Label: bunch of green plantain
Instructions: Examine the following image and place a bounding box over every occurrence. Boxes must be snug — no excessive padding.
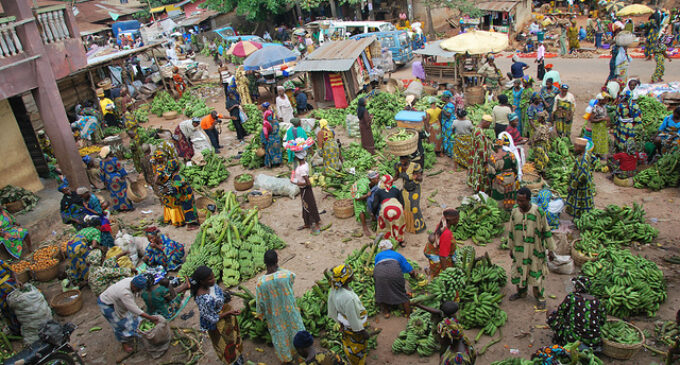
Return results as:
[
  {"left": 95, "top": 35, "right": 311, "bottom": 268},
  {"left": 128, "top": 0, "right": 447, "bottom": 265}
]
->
[
  {"left": 601, "top": 320, "right": 642, "bottom": 345},
  {"left": 634, "top": 148, "right": 680, "bottom": 191},
  {"left": 654, "top": 320, "right": 679, "bottom": 347},
  {"left": 582, "top": 248, "right": 666, "bottom": 317},
  {"left": 232, "top": 285, "right": 272, "bottom": 343},
  {"left": 544, "top": 137, "right": 577, "bottom": 196},
  {"left": 453, "top": 196, "right": 506, "bottom": 245},
  {"left": 391, "top": 309, "right": 440, "bottom": 356},
  {"left": 574, "top": 203, "right": 658, "bottom": 257}
]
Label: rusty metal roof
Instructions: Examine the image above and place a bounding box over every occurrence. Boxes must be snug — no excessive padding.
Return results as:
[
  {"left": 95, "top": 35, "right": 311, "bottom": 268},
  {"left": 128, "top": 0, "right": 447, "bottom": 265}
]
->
[
  {"left": 295, "top": 36, "right": 377, "bottom": 72},
  {"left": 476, "top": 1, "right": 520, "bottom": 12}
]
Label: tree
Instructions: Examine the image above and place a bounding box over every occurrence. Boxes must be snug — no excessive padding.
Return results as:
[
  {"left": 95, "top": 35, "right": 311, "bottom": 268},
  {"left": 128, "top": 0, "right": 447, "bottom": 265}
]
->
[
  {"left": 201, "top": 0, "right": 322, "bottom": 21},
  {"left": 421, "top": 0, "right": 483, "bottom": 35}
]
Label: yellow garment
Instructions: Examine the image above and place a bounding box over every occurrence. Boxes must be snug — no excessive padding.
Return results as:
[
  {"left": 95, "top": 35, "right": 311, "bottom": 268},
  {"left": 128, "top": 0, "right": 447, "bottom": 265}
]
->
[
  {"left": 100, "top": 98, "right": 115, "bottom": 116},
  {"left": 105, "top": 247, "right": 135, "bottom": 269},
  {"left": 164, "top": 206, "right": 185, "bottom": 226},
  {"left": 105, "top": 246, "right": 123, "bottom": 259},
  {"left": 319, "top": 119, "right": 328, "bottom": 129},
  {"left": 426, "top": 107, "right": 442, "bottom": 125}
]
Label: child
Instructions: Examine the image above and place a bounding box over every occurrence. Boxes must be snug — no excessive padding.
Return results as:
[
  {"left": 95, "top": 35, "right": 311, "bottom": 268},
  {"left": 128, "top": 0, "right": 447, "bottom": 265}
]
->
[
  {"left": 98, "top": 201, "right": 114, "bottom": 253},
  {"left": 142, "top": 277, "right": 182, "bottom": 319}
]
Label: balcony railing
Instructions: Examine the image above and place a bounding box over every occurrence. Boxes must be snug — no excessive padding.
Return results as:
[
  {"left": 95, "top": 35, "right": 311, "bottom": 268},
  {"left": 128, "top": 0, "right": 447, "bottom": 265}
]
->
[
  {"left": 0, "top": 17, "right": 24, "bottom": 58},
  {"left": 36, "top": 6, "right": 71, "bottom": 44}
]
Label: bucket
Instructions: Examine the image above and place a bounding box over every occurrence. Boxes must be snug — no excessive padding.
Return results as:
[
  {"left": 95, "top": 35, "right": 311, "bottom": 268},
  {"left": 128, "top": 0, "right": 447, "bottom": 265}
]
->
[{"left": 466, "top": 86, "right": 485, "bottom": 105}]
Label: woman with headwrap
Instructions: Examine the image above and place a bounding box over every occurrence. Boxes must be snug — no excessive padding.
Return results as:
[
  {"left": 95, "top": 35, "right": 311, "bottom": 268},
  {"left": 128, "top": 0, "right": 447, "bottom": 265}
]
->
[
  {"left": 487, "top": 133, "right": 521, "bottom": 210},
  {"left": 98, "top": 275, "right": 161, "bottom": 353},
  {"left": 567, "top": 22, "right": 579, "bottom": 53},
  {"left": 152, "top": 151, "right": 185, "bottom": 227},
  {"left": 87, "top": 248, "right": 133, "bottom": 296},
  {"left": 58, "top": 185, "right": 86, "bottom": 229},
  {"left": 539, "top": 79, "right": 559, "bottom": 121},
  {"left": 614, "top": 91, "right": 642, "bottom": 151},
  {"left": 440, "top": 91, "right": 456, "bottom": 158},
  {"left": 66, "top": 220, "right": 101, "bottom": 285},
  {"left": 553, "top": 84, "right": 576, "bottom": 138},
  {"left": 373, "top": 240, "right": 418, "bottom": 318},
  {"left": 651, "top": 39, "right": 671, "bottom": 83},
  {"left": 285, "top": 118, "right": 307, "bottom": 165},
  {"left": 316, "top": 119, "right": 343, "bottom": 175},
  {"left": 172, "top": 67, "right": 187, "bottom": 98},
  {"left": 143, "top": 227, "right": 185, "bottom": 271},
  {"left": 565, "top": 138, "right": 595, "bottom": 219},
  {"left": 328, "top": 264, "right": 370, "bottom": 365},
  {"left": 528, "top": 110, "right": 554, "bottom": 172},
  {"left": 451, "top": 109, "right": 474, "bottom": 169},
  {"left": 413, "top": 301, "right": 476, "bottom": 364},
  {"left": 122, "top": 102, "right": 138, "bottom": 135},
  {"left": 260, "top": 102, "right": 283, "bottom": 168},
  {"left": 547, "top": 276, "right": 606, "bottom": 350},
  {"left": 424, "top": 209, "right": 460, "bottom": 278},
  {"left": 518, "top": 77, "right": 535, "bottom": 137},
  {"left": 467, "top": 115, "right": 494, "bottom": 193},
  {"left": 526, "top": 95, "right": 546, "bottom": 139},
  {"left": 0, "top": 205, "right": 30, "bottom": 259},
  {"left": 351, "top": 171, "right": 381, "bottom": 237},
  {"left": 394, "top": 155, "right": 426, "bottom": 234},
  {"left": 173, "top": 118, "right": 197, "bottom": 160},
  {"left": 589, "top": 92, "right": 611, "bottom": 157},
  {"left": 372, "top": 175, "right": 406, "bottom": 245},
  {"left": 357, "top": 98, "right": 375, "bottom": 154},
  {"left": 425, "top": 97, "right": 443, "bottom": 155},
  {"left": 294, "top": 330, "right": 345, "bottom": 365},
  {"left": 655, "top": 107, "right": 680, "bottom": 155},
  {"left": 275, "top": 86, "right": 295, "bottom": 125},
  {"left": 235, "top": 66, "right": 251, "bottom": 105},
  {"left": 292, "top": 149, "right": 321, "bottom": 235},
  {"left": 99, "top": 146, "right": 133, "bottom": 212},
  {"left": 613, "top": 44, "right": 632, "bottom": 82},
  {"left": 166, "top": 158, "right": 200, "bottom": 230},
  {"left": 190, "top": 266, "right": 243, "bottom": 365},
  {"left": 72, "top": 107, "right": 101, "bottom": 142}
]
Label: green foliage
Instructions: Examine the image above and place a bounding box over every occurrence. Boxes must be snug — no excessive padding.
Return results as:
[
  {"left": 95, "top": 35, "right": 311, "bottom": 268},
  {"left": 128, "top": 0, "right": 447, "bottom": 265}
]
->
[{"left": 150, "top": 91, "right": 181, "bottom": 117}]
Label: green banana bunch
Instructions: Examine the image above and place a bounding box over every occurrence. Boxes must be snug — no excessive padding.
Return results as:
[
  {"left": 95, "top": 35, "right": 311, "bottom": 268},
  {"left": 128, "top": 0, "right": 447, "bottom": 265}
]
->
[
  {"left": 634, "top": 149, "right": 680, "bottom": 190},
  {"left": 601, "top": 320, "right": 642, "bottom": 345},
  {"left": 582, "top": 248, "right": 666, "bottom": 317},
  {"left": 453, "top": 196, "right": 505, "bottom": 245},
  {"left": 654, "top": 320, "right": 679, "bottom": 347},
  {"left": 391, "top": 309, "right": 439, "bottom": 356},
  {"left": 458, "top": 292, "right": 506, "bottom": 336}
]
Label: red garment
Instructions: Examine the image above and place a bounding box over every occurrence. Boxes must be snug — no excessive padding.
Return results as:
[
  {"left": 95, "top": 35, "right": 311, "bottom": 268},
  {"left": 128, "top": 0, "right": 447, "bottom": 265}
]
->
[
  {"left": 505, "top": 125, "right": 521, "bottom": 142},
  {"left": 613, "top": 152, "right": 638, "bottom": 171},
  {"left": 262, "top": 120, "right": 272, "bottom": 139},
  {"left": 439, "top": 228, "right": 454, "bottom": 257}
]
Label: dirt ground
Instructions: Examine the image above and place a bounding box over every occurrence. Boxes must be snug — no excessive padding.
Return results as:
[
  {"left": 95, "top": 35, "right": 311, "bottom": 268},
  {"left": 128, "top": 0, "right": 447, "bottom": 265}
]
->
[{"left": 29, "top": 49, "right": 680, "bottom": 365}]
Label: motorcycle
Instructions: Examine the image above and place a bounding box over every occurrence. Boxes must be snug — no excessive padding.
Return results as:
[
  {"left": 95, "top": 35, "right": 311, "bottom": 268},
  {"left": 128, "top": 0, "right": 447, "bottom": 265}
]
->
[{"left": 4, "top": 321, "right": 83, "bottom": 365}]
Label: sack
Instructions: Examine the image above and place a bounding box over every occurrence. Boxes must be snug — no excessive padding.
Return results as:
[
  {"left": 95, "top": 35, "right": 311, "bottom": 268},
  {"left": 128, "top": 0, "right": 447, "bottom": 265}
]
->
[
  {"left": 7, "top": 284, "right": 53, "bottom": 344},
  {"left": 346, "top": 114, "right": 360, "bottom": 138},
  {"left": 404, "top": 79, "right": 424, "bottom": 99},
  {"left": 239, "top": 107, "right": 248, "bottom": 123},
  {"left": 140, "top": 316, "right": 171, "bottom": 359},
  {"left": 547, "top": 254, "right": 575, "bottom": 275},
  {"left": 310, "top": 151, "right": 324, "bottom": 167},
  {"left": 254, "top": 174, "right": 300, "bottom": 199}
]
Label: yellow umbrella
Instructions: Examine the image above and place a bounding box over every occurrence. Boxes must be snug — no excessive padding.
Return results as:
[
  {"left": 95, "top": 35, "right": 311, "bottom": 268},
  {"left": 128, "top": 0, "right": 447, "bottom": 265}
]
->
[
  {"left": 617, "top": 4, "right": 653, "bottom": 16},
  {"left": 439, "top": 31, "right": 509, "bottom": 55}
]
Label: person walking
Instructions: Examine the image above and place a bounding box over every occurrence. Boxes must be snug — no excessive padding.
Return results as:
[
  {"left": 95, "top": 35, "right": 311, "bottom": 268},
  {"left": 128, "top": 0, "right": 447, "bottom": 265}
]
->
[
  {"left": 260, "top": 103, "right": 283, "bottom": 168},
  {"left": 328, "top": 264, "right": 370, "bottom": 365},
  {"left": 508, "top": 187, "right": 556, "bottom": 310},
  {"left": 425, "top": 97, "right": 443, "bottom": 155},
  {"left": 316, "top": 119, "right": 342, "bottom": 176},
  {"left": 275, "top": 86, "right": 295, "bottom": 125},
  {"left": 441, "top": 91, "right": 456, "bottom": 158},
  {"left": 226, "top": 91, "right": 248, "bottom": 143},
  {"left": 285, "top": 118, "right": 308, "bottom": 164},
  {"left": 256, "top": 250, "right": 305, "bottom": 364},
  {"left": 651, "top": 40, "right": 672, "bottom": 83},
  {"left": 467, "top": 115, "right": 494, "bottom": 193},
  {"left": 99, "top": 147, "right": 133, "bottom": 212},
  {"left": 201, "top": 111, "right": 225, "bottom": 153},
  {"left": 357, "top": 98, "right": 375, "bottom": 154},
  {"left": 291, "top": 150, "right": 321, "bottom": 235},
  {"left": 565, "top": 138, "right": 595, "bottom": 219},
  {"left": 394, "top": 155, "right": 425, "bottom": 234}
]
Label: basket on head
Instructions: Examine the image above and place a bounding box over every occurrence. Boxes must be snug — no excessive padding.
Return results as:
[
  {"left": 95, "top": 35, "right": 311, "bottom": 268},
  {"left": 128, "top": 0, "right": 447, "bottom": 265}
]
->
[
  {"left": 127, "top": 179, "right": 149, "bottom": 203},
  {"left": 32, "top": 261, "right": 60, "bottom": 282},
  {"left": 386, "top": 129, "right": 418, "bottom": 157},
  {"left": 602, "top": 319, "right": 644, "bottom": 360},
  {"left": 333, "top": 199, "right": 354, "bottom": 219},
  {"left": 570, "top": 243, "right": 596, "bottom": 267},
  {"left": 522, "top": 172, "right": 545, "bottom": 191},
  {"left": 248, "top": 191, "right": 272, "bottom": 209},
  {"left": 234, "top": 174, "right": 254, "bottom": 191},
  {"left": 50, "top": 289, "right": 84, "bottom": 317}
]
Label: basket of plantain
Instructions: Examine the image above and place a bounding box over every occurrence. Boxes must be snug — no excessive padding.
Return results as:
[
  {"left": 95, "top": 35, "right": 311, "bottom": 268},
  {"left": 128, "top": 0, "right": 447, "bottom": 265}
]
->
[
  {"left": 570, "top": 243, "right": 597, "bottom": 267},
  {"left": 234, "top": 173, "right": 254, "bottom": 191},
  {"left": 386, "top": 128, "right": 418, "bottom": 156},
  {"left": 601, "top": 319, "right": 644, "bottom": 360}
]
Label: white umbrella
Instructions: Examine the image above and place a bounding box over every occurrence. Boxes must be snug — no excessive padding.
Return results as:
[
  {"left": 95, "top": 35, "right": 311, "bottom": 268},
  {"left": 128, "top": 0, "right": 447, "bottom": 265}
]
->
[{"left": 440, "top": 31, "right": 509, "bottom": 55}]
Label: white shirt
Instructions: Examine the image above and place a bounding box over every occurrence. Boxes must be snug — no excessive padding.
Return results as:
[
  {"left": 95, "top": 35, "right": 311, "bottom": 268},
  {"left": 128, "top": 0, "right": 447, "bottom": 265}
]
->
[
  {"left": 292, "top": 162, "right": 309, "bottom": 184},
  {"left": 99, "top": 277, "right": 143, "bottom": 318},
  {"left": 536, "top": 44, "right": 545, "bottom": 61}
]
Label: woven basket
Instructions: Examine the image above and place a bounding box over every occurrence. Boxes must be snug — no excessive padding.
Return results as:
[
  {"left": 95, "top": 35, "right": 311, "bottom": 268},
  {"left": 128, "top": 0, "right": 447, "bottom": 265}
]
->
[
  {"left": 4, "top": 200, "right": 24, "bottom": 214},
  {"left": 248, "top": 191, "right": 272, "bottom": 209},
  {"left": 333, "top": 199, "right": 354, "bottom": 219},
  {"left": 571, "top": 244, "right": 596, "bottom": 267},
  {"left": 32, "top": 261, "right": 59, "bottom": 282},
  {"left": 523, "top": 172, "right": 544, "bottom": 191},
  {"left": 127, "top": 179, "right": 149, "bottom": 203},
  {"left": 15, "top": 270, "right": 30, "bottom": 284},
  {"left": 163, "top": 111, "right": 178, "bottom": 120},
  {"left": 613, "top": 175, "right": 634, "bottom": 187},
  {"left": 50, "top": 289, "right": 83, "bottom": 317},
  {"left": 386, "top": 129, "right": 418, "bottom": 156},
  {"left": 255, "top": 147, "right": 265, "bottom": 157},
  {"left": 234, "top": 174, "right": 254, "bottom": 191},
  {"left": 602, "top": 319, "right": 644, "bottom": 360},
  {"left": 196, "top": 196, "right": 216, "bottom": 221}
]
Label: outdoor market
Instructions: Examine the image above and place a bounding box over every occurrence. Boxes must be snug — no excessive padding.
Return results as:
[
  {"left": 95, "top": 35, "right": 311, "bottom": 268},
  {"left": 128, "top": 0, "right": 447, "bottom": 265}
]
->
[{"left": 1, "top": 0, "right": 680, "bottom": 364}]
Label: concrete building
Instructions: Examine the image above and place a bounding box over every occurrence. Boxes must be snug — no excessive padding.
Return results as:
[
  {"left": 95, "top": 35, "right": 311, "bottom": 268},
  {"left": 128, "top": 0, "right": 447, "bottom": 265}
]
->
[{"left": 0, "top": 0, "right": 88, "bottom": 191}]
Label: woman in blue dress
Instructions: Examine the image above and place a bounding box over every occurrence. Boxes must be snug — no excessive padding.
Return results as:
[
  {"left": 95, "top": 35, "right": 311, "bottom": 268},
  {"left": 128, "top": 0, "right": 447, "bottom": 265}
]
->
[
  {"left": 440, "top": 91, "right": 456, "bottom": 158},
  {"left": 99, "top": 146, "right": 133, "bottom": 211},
  {"left": 511, "top": 79, "right": 525, "bottom": 136},
  {"left": 260, "top": 103, "right": 283, "bottom": 167},
  {"left": 143, "top": 227, "right": 185, "bottom": 271},
  {"left": 66, "top": 223, "right": 101, "bottom": 284}
]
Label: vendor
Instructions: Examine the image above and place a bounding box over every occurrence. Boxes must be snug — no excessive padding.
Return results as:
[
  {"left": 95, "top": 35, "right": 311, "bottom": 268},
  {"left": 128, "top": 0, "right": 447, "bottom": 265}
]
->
[
  {"left": 477, "top": 55, "right": 502, "bottom": 93},
  {"left": 172, "top": 67, "right": 187, "bottom": 98},
  {"left": 142, "top": 277, "right": 181, "bottom": 319},
  {"left": 413, "top": 301, "right": 476, "bottom": 364},
  {"left": 66, "top": 219, "right": 101, "bottom": 285},
  {"left": 98, "top": 275, "right": 161, "bottom": 354},
  {"left": 1, "top": 205, "right": 31, "bottom": 259},
  {"left": 86, "top": 248, "right": 133, "bottom": 296},
  {"left": 351, "top": 170, "right": 380, "bottom": 237},
  {"left": 59, "top": 185, "right": 85, "bottom": 230},
  {"left": 374, "top": 239, "right": 418, "bottom": 318},
  {"left": 610, "top": 140, "right": 641, "bottom": 178},
  {"left": 77, "top": 186, "right": 102, "bottom": 217},
  {"left": 328, "top": 264, "right": 370, "bottom": 365},
  {"left": 98, "top": 89, "right": 120, "bottom": 128},
  {"left": 143, "top": 227, "right": 185, "bottom": 271},
  {"left": 285, "top": 118, "right": 307, "bottom": 165},
  {"left": 424, "top": 209, "right": 459, "bottom": 277},
  {"left": 654, "top": 107, "right": 680, "bottom": 154}
]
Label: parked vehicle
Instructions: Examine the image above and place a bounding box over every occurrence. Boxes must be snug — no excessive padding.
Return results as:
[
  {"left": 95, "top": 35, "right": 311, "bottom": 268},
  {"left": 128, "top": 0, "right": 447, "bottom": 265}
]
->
[
  {"left": 4, "top": 321, "right": 83, "bottom": 365},
  {"left": 305, "top": 20, "right": 395, "bottom": 41},
  {"left": 351, "top": 30, "right": 413, "bottom": 66}
]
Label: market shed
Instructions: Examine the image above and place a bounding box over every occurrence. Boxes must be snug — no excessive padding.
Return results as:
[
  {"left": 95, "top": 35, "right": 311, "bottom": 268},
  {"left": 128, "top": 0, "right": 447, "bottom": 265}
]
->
[
  {"left": 475, "top": 0, "right": 532, "bottom": 33},
  {"left": 295, "top": 36, "right": 380, "bottom": 108}
]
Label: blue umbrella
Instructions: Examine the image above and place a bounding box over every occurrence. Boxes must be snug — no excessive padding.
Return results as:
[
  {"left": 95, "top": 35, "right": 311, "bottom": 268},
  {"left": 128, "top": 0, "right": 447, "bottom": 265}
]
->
[{"left": 243, "top": 45, "right": 297, "bottom": 71}]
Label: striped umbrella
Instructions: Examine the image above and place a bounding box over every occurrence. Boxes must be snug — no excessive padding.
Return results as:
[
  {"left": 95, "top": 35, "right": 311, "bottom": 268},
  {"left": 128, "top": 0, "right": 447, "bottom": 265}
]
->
[
  {"left": 226, "top": 40, "right": 263, "bottom": 58},
  {"left": 605, "top": 2, "right": 625, "bottom": 13}
]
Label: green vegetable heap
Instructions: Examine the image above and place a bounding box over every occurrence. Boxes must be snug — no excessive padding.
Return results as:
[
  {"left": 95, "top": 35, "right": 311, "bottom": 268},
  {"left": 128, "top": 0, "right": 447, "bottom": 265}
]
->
[
  {"left": 136, "top": 127, "right": 163, "bottom": 146},
  {"left": 634, "top": 148, "right": 680, "bottom": 190},
  {"left": 467, "top": 100, "right": 498, "bottom": 124},
  {"left": 391, "top": 308, "right": 440, "bottom": 356},
  {"left": 574, "top": 203, "right": 658, "bottom": 257},
  {"left": 655, "top": 320, "right": 679, "bottom": 348},
  {"left": 582, "top": 248, "right": 666, "bottom": 318},
  {"left": 543, "top": 137, "right": 576, "bottom": 196},
  {"left": 601, "top": 320, "right": 642, "bottom": 345},
  {"left": 239, "top": 133, "right": 264, "bottom": 169},
  {"left": 453, "top": 195, "right": 505, "bottom": 245},
  {"left": 180, "top": 150, "right": 230, "bottom": 188},
  {"left": 178, "top": 191, "right": 286, "bottom": 287},
  {"left": 348, "top": 91, "right": 405, "bottom": 128},
  {"left": 178, "top": 92, "right": 213, "bottom": 118},
  {"left": 235, "top": 174, "right": 253, "bottom": 183},
  {"left": 0, "top": 185, "right": 39, "bottom": 213},
  {"left": 138, "top": 319, "right": 156, "bottom": 332},
  {"left": 311, "top": 108, "right": 347, "bottom": 127},
  {"left": 133, "top": 104, "right": 149, "bottom": 123},
  {"left": 150, "top": 91, "right": 182, "bottom": 116},
  {"left": 229, "top": 104, "right": 263, "bottom": 134},
  {"left": 388, "top": 128, "right": 415, "bottom": 142},
  {"left": 491, "top": 341, "right": 604, "bottom": 365},
  {"left": 635, "top": 96, "right": 670, "bottom": 142}
]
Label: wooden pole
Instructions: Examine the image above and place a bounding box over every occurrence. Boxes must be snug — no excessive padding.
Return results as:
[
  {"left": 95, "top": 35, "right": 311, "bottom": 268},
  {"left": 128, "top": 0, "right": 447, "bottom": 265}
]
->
[
  {"left": 150, "top": 47, "right": 169, "bottom": 92},
  {"left": 87, "top": 68, "right": 105, "bottom": 117}
]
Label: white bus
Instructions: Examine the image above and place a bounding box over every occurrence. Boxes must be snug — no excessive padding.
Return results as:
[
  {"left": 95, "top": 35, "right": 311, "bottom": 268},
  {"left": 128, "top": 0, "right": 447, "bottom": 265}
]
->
[{"left": 305, "top": 20, "right": 396, "bottom": 41}]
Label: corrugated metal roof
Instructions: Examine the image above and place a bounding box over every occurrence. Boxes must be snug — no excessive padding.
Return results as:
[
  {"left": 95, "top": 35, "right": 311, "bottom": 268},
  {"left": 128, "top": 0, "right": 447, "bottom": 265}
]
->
[
  {"left": 413, "top": 40, "right": 458, "bottom": 58},
  {"left": 296, "top": 36, "right": 377, "bottom": 72},
  {"left": 476, "top": 1, "right": 520, "bottom": 12},
  {"left": 175, "top": 10, "right": 217, "bottom": 27}
]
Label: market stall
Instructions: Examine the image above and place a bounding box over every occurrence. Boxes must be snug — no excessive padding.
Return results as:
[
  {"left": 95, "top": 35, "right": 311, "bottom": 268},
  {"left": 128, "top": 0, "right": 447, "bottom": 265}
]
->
[{"left": 413, "top": 40, "right": 459, "bottom": 83}]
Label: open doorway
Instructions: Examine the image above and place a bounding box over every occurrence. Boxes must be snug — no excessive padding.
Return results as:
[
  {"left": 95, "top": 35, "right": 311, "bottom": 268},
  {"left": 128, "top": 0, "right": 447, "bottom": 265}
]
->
[{"left": 8, "top": 96, "right": 50, "bottom": 178}]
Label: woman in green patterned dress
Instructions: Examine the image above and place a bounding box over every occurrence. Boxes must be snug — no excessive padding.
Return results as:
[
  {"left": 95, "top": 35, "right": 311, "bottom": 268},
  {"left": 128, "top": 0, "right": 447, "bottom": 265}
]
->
[
  {"left": 589, "top": 92, "right": 611, "bottom": 158},
  {"left": 316, "top": 119, "right": 342, "bottom": 175},
  {"left": 651, "top": 40, "right": 671, "bottom": 83},
  {"left": 565, "top": 138, "right": 595, "bottom": 219},
  {"left": 395, "top": 156, "right": 426, "bottom": 234},
  {"left": 487, "top": 136, "right": 520, "bottom": 210}
]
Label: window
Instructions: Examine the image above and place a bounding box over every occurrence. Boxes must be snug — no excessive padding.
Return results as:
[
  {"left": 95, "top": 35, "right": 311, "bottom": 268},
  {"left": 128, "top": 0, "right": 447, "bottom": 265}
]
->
[
  {"left": 398, "top": 33, "right": 409, "bottom": 47},
  {"left": 380, "top": 36, "right": 396, "bottom": 48},
  {"left": 217, "top": 29, "right": 235, "bottom": 38},
  {"left": 346, "top": 26, "right": 365, "bottom": 35},
  {"left": 379, "top": 23, "right": 396, "bottom": 32}
]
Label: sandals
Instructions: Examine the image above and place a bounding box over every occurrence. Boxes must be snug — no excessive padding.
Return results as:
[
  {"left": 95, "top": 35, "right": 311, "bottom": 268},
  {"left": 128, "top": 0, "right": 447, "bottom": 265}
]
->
[{"left": 311, "top": 229, "right": 321, "bottom": 236}]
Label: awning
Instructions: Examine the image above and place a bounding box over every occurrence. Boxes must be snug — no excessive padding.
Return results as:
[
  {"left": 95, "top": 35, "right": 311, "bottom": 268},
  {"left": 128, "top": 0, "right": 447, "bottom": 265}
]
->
[
  {"left": 476, "top": 1, "right": 520, "bottom": 12},
  {"left": 151, "top": 5, "right": 180, "bottom": 13},
  {"left": 413, "top": 40, "right": 457, "bottom": 58}
]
